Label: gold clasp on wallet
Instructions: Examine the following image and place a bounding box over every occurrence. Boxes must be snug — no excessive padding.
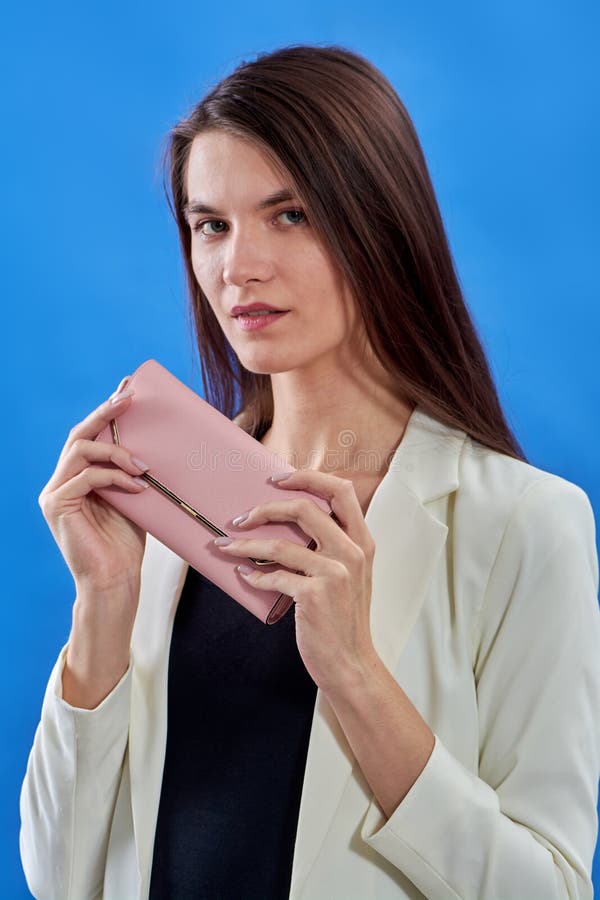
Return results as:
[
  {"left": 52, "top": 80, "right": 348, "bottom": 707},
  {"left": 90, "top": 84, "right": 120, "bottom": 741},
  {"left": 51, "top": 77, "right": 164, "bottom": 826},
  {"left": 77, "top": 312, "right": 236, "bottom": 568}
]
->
[{"left": 109, "top": 417, "right": 277, "bottom": 567}]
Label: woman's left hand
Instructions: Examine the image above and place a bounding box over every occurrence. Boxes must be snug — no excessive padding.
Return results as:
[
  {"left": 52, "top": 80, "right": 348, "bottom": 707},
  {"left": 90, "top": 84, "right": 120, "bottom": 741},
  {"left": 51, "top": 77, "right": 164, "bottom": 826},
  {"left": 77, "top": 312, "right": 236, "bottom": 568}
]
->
[{"left": 214, "top": 469, "right": 378, "bottom": 695}]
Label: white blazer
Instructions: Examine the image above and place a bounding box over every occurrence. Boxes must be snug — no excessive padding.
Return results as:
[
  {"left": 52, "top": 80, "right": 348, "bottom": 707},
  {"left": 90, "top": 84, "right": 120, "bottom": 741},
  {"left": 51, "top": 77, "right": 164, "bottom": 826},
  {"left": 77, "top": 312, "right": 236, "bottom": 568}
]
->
[{"left": 20, "top": 405, "right": 600, "bottom": 899}]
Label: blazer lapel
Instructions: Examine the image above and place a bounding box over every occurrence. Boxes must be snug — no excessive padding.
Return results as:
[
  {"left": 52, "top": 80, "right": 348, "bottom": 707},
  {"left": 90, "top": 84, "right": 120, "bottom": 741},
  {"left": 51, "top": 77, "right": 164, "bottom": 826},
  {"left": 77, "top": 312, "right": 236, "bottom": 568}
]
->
[
  {"left": 289, "top": 405, "right": 467, "bottom": 898},
  {"left": 129, "top": 536, "right": 188, "bottom": 896}
]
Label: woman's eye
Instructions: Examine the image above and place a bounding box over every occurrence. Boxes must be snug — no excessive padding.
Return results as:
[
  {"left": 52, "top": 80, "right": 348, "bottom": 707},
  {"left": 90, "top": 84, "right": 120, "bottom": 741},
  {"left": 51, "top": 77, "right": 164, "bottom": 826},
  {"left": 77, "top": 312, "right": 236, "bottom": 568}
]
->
[
  {"left": 192, "top": 208, "right": 307, "bottom": 237},
  {"left": 193, "top": 219, "right": 227, "bottom": 236},
  {"left": 278, "top": 208, "right": 306, "bottom": 226}
]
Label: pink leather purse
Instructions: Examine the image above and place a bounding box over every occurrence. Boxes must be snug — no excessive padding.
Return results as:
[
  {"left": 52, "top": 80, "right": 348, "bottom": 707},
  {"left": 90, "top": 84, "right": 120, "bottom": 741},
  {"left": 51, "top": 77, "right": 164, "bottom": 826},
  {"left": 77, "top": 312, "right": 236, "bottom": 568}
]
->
[{"left": 93, "top": 359, "right": 334, "bottom": 624}]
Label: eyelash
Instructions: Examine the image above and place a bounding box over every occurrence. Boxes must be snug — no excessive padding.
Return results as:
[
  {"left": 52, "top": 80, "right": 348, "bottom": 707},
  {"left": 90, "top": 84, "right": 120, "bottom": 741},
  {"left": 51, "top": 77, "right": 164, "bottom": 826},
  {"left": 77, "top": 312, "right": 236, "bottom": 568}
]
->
[{"left": 191, "top": 208, "right": 307, "bottom": 237}]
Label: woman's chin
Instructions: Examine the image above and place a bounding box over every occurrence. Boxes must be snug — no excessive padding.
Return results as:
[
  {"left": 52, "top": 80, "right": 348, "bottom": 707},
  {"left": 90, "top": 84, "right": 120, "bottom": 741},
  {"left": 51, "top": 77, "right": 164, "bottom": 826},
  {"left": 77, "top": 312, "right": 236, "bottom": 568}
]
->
[
  {"left": 237, "top": 350, "right": 297, "bottom": 375},
  {"left": 240, "top": 361, "right": 292, "bottom": 376}
]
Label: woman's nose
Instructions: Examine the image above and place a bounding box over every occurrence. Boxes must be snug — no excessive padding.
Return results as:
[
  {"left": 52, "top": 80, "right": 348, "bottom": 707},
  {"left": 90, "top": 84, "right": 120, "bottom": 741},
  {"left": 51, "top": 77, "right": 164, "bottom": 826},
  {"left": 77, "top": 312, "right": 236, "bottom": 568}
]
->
[{"left": 222, "top": 229, "right": 275, "bottom": 286}]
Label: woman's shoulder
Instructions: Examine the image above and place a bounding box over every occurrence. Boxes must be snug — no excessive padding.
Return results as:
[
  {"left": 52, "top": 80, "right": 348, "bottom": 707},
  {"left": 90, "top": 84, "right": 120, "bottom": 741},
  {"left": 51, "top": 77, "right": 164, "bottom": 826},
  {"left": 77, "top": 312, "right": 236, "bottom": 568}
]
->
[
  {"left": 454, "top": 431, "right": 596, "bottom": 563},
  {"left": 447, "top": 431, "right": 599, "bottom": 634},
  {"left": 411, "top": 404, "right": 592, "bottom": 526},
  {"left": 459, "top": 431, "right": 592, "bottom": 511}
]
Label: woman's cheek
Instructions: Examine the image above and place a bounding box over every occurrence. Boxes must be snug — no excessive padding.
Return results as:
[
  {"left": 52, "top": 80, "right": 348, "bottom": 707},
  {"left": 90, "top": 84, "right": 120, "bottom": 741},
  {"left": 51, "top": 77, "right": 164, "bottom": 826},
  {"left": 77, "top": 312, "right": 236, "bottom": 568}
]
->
[{"left": 191, "top": 253, "right": 215, "bottom": 290}]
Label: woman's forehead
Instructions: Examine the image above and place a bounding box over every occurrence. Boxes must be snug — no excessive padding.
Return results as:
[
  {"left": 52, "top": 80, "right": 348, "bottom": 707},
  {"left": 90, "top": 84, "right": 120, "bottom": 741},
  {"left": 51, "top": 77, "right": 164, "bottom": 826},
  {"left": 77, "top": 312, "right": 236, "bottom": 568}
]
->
[{"left": 186, "top": 131, "right": 292, "bottom": 196}]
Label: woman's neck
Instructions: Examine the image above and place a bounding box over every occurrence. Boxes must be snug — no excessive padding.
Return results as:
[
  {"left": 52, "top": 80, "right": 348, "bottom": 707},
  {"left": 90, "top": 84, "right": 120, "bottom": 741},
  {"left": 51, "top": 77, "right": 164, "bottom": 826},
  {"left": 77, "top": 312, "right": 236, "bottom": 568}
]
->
[{"left": 259, "top": 352, "right": 414, "bottom": 481}]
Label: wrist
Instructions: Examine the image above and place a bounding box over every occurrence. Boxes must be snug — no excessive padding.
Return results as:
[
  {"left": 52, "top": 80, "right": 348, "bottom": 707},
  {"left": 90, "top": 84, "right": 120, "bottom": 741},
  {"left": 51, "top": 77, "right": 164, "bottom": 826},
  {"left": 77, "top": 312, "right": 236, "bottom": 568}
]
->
[
  {"left": 322, "top": 645, "right": 384, "bottom": 705},
  {"left": 62, "top": 583, "right": 138, "bottom": 706},
  {"left": 74, "top": 571, "right": 141, "bottom": 603}
]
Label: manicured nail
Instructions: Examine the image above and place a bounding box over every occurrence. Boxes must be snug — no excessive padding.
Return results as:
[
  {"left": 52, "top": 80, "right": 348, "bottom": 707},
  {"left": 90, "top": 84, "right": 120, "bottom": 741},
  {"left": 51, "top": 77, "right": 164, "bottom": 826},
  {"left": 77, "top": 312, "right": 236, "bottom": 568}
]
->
[
  {"left": 237, "top": 564, "right": 254, "bottom": 575},
  {"left": 214, "top": 536, "right": 232, "bottom": 546},
  {"left": 115, "top": 376, "right": 131, "bottom": 393},
  {"left": 232, "top": 512, "right": 249, "bottom": 525},
  {"left": 270, "top": 471, "right": 292, "bottom": 482},
  {"left": 110, "top": 387, "right": 134, "bottom": 404},
  {"left": 131, "top": 456, "right": 150, "bottom": 472}
]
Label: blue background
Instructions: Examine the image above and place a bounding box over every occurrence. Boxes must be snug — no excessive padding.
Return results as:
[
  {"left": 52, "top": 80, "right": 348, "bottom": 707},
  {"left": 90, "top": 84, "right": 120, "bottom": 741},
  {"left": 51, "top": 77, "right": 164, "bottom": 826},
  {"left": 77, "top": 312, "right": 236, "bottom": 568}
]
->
[{"left": 3, "top": 1, "right": 599, "bottom": 895}]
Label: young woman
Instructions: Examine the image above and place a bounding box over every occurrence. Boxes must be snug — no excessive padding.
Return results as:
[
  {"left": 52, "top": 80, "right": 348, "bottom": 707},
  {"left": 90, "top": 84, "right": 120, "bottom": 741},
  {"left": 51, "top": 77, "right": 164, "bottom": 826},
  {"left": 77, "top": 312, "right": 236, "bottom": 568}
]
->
[{"left": 20, "top": 44, "right": 600, "bottom": 900}]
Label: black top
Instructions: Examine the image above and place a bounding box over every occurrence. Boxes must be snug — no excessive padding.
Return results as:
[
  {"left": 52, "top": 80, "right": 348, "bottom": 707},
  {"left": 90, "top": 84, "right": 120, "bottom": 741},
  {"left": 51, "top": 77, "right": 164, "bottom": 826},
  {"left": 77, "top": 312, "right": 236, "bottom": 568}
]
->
[{"left": 148, "top": 565, "right": 318, "bottom": 900}]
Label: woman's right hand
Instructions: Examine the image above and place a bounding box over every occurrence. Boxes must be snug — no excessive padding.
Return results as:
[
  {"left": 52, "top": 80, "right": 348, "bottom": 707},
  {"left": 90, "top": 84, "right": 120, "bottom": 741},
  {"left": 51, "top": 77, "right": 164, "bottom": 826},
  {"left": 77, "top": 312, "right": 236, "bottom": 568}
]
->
[{"left": 38, "top": 376, "right": 151, "bottom": 594}]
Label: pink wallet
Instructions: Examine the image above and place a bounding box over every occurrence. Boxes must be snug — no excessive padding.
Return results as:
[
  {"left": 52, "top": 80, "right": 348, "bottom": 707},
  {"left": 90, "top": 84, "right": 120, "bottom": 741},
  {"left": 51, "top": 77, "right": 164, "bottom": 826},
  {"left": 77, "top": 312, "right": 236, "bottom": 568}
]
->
[{"left": 93, "top": 359, "right": 334, "bottom": 624}]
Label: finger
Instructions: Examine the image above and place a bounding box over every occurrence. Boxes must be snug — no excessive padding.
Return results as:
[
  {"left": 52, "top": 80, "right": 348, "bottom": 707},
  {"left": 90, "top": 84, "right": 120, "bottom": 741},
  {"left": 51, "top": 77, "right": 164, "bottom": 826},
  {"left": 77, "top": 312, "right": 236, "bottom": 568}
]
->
[
  {"left": 233, "top": 497, "right": 346, "bottom": 556},
  {"left": 40, "top": 465, "right": 149, "bottom": 519},
  {"left": 44, "top": 437, "right": 150, "bottom": 496},
  {"left": 215, "top": 535, "right": 332, "bottom": 577},
  {"left": 58, "top": 378, "right": 134, "bottom": 464},
  {"left": 246, "top": 469, "right": 374, "bottom": 554},
  {"left": 235, "top": 563, "right": 309, "bottom": 600},
  {"left": 267, "top": 469, "right": 374, "bottom": 551}
]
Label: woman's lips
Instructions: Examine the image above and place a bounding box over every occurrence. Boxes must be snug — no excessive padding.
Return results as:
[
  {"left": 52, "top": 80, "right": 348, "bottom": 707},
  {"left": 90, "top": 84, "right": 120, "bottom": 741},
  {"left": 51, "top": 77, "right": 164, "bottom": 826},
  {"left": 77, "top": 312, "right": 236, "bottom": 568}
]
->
[{"left": 234, "top": 310, "right": 290, "bottom": 331}]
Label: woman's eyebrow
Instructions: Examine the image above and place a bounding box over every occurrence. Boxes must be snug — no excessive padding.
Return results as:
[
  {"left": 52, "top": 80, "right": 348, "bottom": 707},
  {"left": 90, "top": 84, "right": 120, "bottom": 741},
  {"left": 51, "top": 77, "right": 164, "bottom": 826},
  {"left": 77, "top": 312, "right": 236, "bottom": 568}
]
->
[{"left": 183, "top": 189, "right": 296, "bottom": 221}]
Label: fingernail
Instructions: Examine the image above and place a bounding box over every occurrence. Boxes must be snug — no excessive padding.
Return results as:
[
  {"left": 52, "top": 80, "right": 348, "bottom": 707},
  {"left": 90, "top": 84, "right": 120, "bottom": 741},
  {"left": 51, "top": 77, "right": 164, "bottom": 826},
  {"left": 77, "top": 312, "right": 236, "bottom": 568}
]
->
[
  {"left": 214, "top": 536, "right": 232, "bottom": 546},
  {"left": 131, "top": 456, "right": 150, "bottom": 472},
  {"left": 232, "top": 512, "right": 249, "bottom": 525},
  {"left": 270, "top": 471, "right": 292, "bottom": 482},
  {"left": 116, "top": 376, "right": 131, "bottom": 393},
  {"left": 237, "top": 564, "right": 254, "bottom": 575},
  {"left": 110, "top": 387, "right": 134, "bottom": 404}
]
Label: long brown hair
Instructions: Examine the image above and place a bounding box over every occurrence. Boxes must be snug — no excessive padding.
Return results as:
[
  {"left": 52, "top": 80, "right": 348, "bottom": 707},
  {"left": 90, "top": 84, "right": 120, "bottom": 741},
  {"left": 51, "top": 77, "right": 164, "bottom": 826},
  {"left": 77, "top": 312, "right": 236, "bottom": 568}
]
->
[{"left": 163, "top": 43, "right": 528, "bottom": 461}]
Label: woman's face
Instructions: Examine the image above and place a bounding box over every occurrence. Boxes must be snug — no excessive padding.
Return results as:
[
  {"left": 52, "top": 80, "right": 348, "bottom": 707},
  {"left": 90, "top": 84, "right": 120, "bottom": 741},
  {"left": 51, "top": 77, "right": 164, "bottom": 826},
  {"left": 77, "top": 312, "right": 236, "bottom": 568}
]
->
[{"left": 184, "top": 129, "right": 363, "bottom": 375}]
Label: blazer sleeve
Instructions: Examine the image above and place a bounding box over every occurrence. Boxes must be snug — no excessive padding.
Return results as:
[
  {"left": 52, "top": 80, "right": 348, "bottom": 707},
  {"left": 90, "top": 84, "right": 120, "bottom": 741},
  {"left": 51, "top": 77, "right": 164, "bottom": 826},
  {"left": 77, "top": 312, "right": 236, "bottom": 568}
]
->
[
  {"left": 19, "top": 641, "right": 132, "bottom": 900},
  {"left": 361, "top": 477, "right": 600, "bottom": 900}
]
